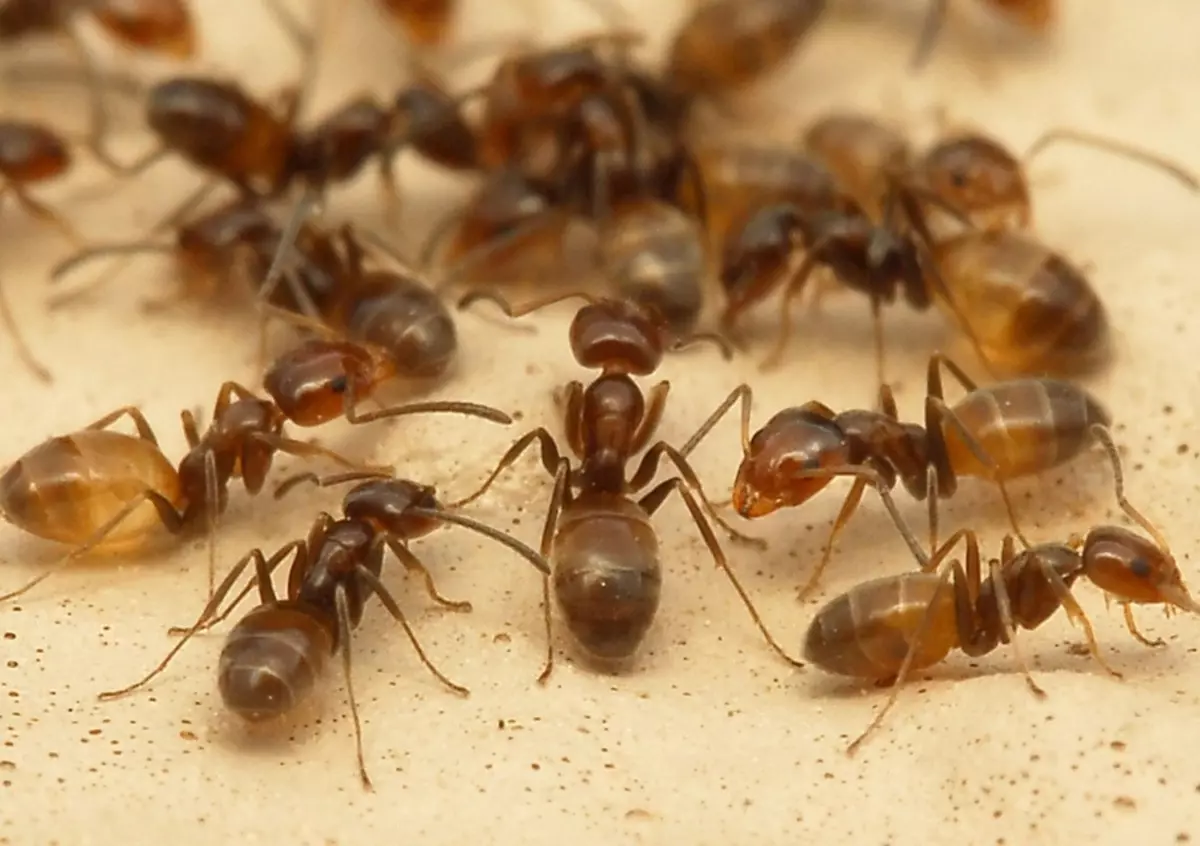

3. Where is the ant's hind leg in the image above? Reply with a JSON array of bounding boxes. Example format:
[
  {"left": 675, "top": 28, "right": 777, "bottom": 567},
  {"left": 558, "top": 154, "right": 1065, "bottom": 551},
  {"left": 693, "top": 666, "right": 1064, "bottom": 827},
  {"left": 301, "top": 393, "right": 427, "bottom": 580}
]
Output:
[{"left": 84, "top": 406, "right": 160, "bottom": 443}]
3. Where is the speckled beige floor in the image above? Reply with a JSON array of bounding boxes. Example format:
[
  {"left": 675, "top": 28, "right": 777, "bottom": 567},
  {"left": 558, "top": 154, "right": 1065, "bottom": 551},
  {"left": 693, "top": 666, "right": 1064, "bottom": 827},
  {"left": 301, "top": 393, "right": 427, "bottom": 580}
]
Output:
[{"left": 1, "top": 1, "right": 1199, "bottom": 844}]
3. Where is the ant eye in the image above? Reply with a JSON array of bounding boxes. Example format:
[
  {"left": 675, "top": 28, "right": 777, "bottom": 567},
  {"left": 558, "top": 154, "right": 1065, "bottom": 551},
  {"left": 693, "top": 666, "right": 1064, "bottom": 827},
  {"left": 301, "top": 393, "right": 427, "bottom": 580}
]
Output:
[
  {"left": 330, "top": 375, "right": 348, "bottom": 394},
  {"left": 1130, "top": 557, "right": 1151, "bottom": 579},
  {"left": 950, "top": 170, "right": 968, "bottom": 188}
]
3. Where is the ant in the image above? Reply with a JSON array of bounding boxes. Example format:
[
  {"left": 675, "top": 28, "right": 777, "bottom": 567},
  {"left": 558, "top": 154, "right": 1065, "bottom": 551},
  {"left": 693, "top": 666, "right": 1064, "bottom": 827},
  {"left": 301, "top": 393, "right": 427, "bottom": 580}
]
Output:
[
  {"left": 722, "top": 113, "right": 1198, "bottom": 382},
  {"left": 910, "top": 0, "right": 1053, "bottom": 70},
  {"left": 0, "top": 350, "right": 512, "bottom": 604},
  {"left": 97, "top": 470, "right": 552, "bottom": 789},
  {"left": 0, "top": 0, "right": 196, "bottom": 153},
  {"left": 450, "top": 291, "right": 798, "bottom": 678},
  {"left": 806, "top": 507, "right": 1199, "bottom": 755},
  {"left": 45, "top": 198, "right": 344, "bottom": 315},
  {"left": 665, "top": 0, "right": 827, "bottom": 100},
  {"left": 688, "top": 352, "right": 1135, "bottom": 602}
]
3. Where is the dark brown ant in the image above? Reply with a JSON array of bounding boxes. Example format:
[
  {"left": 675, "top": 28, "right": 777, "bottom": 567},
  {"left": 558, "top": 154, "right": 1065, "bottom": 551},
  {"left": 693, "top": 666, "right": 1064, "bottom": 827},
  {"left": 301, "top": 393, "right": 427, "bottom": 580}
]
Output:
[
  {"left": 0, "top": 0, "right": 196, "bottom": 150},
  {"left": 911, "top": 0, "right": 1054, "bottom": 70},
  {"left": 688, "top": 353, "right": 1143, "bottom": 602},
  {"left": 450, "top": 291, "right": 797, "bottom": 677},
  {"left": 97, "top": 469, "right": 551, "bottom": 788},
  {"left": 0, "top": 352, "right": 512, "bottom": 603},
  {"left": 806, "top": 512, "right": 1198, "bottom": 755},
  {"left": 665, "top": 0, "right": 827, "bottom": 99},
  {"left": 45, "top": 198, "right": 344, "bottom": 316}
]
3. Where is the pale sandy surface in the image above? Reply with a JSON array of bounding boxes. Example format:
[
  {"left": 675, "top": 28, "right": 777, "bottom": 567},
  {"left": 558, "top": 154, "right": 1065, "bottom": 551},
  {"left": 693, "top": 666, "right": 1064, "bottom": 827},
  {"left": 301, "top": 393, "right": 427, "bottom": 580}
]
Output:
[{"left": 1, "top": 1, "right": 1200, "bottom": 844}]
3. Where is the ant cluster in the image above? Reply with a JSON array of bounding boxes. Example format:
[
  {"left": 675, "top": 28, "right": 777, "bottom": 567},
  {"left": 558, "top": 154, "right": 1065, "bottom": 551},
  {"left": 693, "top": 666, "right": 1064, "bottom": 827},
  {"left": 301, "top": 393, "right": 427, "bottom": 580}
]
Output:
[{"left": 1, "top": 0, "right": 1198, "bottom": 787}]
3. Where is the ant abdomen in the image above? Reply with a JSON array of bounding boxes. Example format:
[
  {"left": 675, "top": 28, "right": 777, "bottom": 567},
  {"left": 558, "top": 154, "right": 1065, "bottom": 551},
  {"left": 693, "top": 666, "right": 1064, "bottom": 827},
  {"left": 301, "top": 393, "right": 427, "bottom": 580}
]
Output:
[
  {"left": 0, "top": 430, "right": 183, "bottom": 551},
  {"left": 552, "top": 494, "right": 662, "bottom": 662},
  {"left": 217, "top": 602, "right": 335, "bottom": 722},
  {"left": 344, "top": 275, "right": 458, "bottom": 380},
  {"left": 932, "top": 229, "right": 1110, "bottom": 376},
  {"left": 601, "top": 202, "right": 705, "bottom": 336},
  {"left": 569, "top": 299, "right": 664, "bottom": 375},
  {"left": 803, "top": 572, "right": 955, "bottom": 678}
]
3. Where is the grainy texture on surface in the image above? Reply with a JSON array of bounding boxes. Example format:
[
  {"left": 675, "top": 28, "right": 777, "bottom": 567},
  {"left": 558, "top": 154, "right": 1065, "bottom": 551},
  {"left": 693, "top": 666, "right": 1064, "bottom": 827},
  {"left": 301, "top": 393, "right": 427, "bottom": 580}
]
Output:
[{"left": 1, "top": 1, "right": 1199, "bottom": 844}]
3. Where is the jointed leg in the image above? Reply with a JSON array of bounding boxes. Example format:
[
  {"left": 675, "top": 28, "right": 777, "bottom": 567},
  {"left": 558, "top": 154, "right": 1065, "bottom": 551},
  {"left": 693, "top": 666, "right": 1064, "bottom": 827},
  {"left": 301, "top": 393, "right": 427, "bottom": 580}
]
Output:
[
  {"left": 357, "top": 566, "right": 470, "bottom": 697},
  {"left": 678, "top": 383, "right": 754, "bottom": 458},
  {"left": 535, "top": 460, "right": 571, "bottom": 685},
  {"left": 759, "top": 251, "right": 823, "bottom": 371},
  {"left": 1121, "top": 603, "right": 1165, "bottom": 648},
  {"left": 0, "top": 276, "right": 51, "bottom": 382},
  {"left": 0, "top": 487, "right": 186, "bottom": 604},
  {"left": 333, "top": 583, "right": 374, "bottom": 791},
  {"left": 986, "top": 558, "right": 1045, "bottom": 697},
  {"left": 629, "top": 381, "right": 670, "bottom": 455},
  {"left": 250, "top": 432, "right": 392, "bottom": 476},
  {"left": 628, "top": 442, "right": 764, "bottom": 548},
  {"left": 1038, "top": 558, "right": 1123, "bottom": 679},
  {"left": 444, "top": 428, "right": 563, "bottom": 509},
  {"left": 387, "top": 539, "right": 472, "bottom": 611},
  {"left": 100, "top": 541, "right": 304, "bottom": 699},
  {"left": 796, "top": 477, "right": 867, "bottom": 601},
  {"left": 84, "top": 406, "right": 160, "bottom": 443},
  {"left": 640, "top": 477, "right": 803, "bottom": 669},
  {"left": 1089, "top": 423, "right": 1172, "bottom": 555}
]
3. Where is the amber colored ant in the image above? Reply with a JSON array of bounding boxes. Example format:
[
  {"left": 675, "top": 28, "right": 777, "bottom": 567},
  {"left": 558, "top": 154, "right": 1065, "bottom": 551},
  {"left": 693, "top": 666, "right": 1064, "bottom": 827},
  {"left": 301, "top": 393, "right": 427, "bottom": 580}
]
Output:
[
  {"left": 665, "top": 0, "right": 828, "bottom": 98},
  {"left": 911, "top": 0, "right": 1054, "bottom": 70},
  {"left": 689, "top": 353, "right": 1141, "bottom": 602},
  {"left": 98, "top": 469, "right": 551, "bottom": 788},
  {"left": 806, "top": 511, "right": 1199, "bottom": 755},
  {"left": 0, "top": 356, "right": 511, "bottom": 604},
  {"left": 450, "top": 291, "right": 798, "bottom": 677},
  {"left": 724, "top": 114, "right": 1198, "bottom": 381}
]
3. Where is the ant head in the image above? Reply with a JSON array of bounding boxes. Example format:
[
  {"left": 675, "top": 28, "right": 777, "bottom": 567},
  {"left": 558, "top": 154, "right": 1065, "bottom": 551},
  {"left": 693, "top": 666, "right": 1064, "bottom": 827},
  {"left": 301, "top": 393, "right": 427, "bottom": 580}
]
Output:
[
  {"left": 1082, "top": 525, "right": 1200, "bottom": 613},
  {"left": 918, "top": 134, "right": 1031, "bottom": 232},
  {"left": 262, "top": 339, "right": 385, "bottom": 427},
  {"left": 92, "top": 0, "right": 197, "bottom": 58},
  {"left": 569, "top": 298, "right": 665, "bottom": 375},
  {"left": 342, "top": 478, "right": 444, "bottom": 540},
  {"left": 0, "top": 122, "right": 70, "bottom": 182},
  {"left": 719, "top": 204, "right": 803, "bottom": 325},
  {"left": 732, "top": 406, "right": 848, "bottom": 518}
]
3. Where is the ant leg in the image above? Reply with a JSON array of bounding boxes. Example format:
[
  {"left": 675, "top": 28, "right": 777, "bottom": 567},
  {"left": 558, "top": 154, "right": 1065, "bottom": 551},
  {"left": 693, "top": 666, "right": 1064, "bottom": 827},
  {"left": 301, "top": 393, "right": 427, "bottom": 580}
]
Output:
[
  {"left": 83, "top": 406, "right": 160, "bottom": 443},
  {"left": 444, "top": 428, "right": 563, "bottom": 509},
  {"left": 0, "top": 489, "right": 186, "bottom": 604},
  {"left": 535, "top": 460, "right": 570, "bottom": 684},
  {"left": 846, "top": 556, "right": 959, "bottom": 756},
  {"left": 457, "top": 289, "right": 595, "bottom": 321},
  {"left": 927, "top": 350, "right": 979, "bottom": 393},
  {"left": 386, "top": 539, "right": 472, "bottom": 612},
  {"left": 986, "top": 558, "right": 1046, "bottom": 697},
  {"left": 0, "top": 274, "right": 50, "bottom": 382},
  {"left": 356, "top": 567, "right": 470, "bottom": 698},
  {"left": 1023, "top": 129, "right": 1198, "bottom": 193},
  {"left": 759, "top": 252, "right": 823, "bottom": 371},
  {"left": 99, "top": 542, "right": 303, "bottom": 699},
  {"left": 1089, "top": 424, "right": 1172, "bottom": 555},
  {"left": 6, "top": 183, "right": 85, "bottom": 247},
  {"left": 910, "top": 0, "right": 949, "bottom": 69},
  {"left": 166, "top": 578, "right": 256, "bottom": 636},
  {"left": 557, "top": 380, "right": 586, "bottom": 457},
  {"left": 333, "top": 583, "right": 374, "bottom": 792},
  {"left": 640, "top": 477, "right": 803, "bottom": 668},
  {"left": 249, "top": 433, "right": 392, "bottom": 476},
  {"left": 679, "top": 383, "right": 754, "bottom": 458},
  {"left": 628, "top": 443, "right": 765, "bottom": 548},
  {"left": 797, "top": 478, "right": 867, "bottom": 602},
  {"left": 343, "top": 398, "right": 512, "bottom": 427},
  {"left": 629, "top": 381, "right": 669, "bottom": 454},
  {"left": 926, "top": 464, "right": 940, "bottom": 557},
  {"left": 869, "top": 296, "right": 886, "bottom": 392},
  {"left": 1121, "top": 603, "right": 1165, "bottom": 648},
  {"left": 1037, "top": 557, "right": 1123, "bottom": 679}
]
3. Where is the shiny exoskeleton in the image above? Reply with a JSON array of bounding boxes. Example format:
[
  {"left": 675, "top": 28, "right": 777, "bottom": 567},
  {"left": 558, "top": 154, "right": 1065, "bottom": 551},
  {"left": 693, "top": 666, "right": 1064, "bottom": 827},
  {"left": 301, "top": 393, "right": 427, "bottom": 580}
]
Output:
[
  {"left": 807, "top": 518, "right": 1198, "bottom": 754},
  {"left": 690, "top": 353, "right": 1129, "bottom": 601},
  {"left": 98, "top": 472, "right": 551, "bottom": 788},
  {"left": 0, "top": 367, "right": 511, "bottom": 603},
  {"left": 450, "top": 292, "right": 792, "bottom": 676}
]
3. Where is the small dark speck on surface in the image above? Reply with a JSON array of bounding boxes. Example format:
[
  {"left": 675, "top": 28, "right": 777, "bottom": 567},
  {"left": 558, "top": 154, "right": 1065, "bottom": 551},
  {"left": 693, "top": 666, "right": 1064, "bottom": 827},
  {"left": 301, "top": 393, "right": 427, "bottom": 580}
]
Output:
[{"left": 1113, "top": 796, "right": 1136, "bottom": 810}]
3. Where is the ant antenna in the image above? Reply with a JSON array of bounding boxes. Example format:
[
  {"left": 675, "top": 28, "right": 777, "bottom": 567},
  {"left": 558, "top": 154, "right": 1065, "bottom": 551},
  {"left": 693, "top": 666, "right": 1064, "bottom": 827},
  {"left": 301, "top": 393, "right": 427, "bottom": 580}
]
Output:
[{"left": 1024, "top": 128, "right": 1199, "bottom": 192}]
